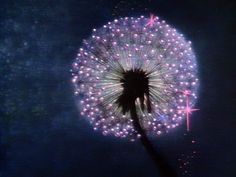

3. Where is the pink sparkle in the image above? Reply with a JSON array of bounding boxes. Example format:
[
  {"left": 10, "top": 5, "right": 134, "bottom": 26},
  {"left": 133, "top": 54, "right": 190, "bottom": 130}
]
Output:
[
  {"left": 145, "top": 14, "right": 157, "bottom": 27},
  {"left": 182, "top": 89, "right": 191, "bottom": 96},
  {"left": 179, "top": 97, "right": 199, "bottom": 131}
]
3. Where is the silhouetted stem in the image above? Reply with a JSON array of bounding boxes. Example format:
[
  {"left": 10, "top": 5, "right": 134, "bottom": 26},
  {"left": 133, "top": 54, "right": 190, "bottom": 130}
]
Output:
[{"left": 130, "top": 102, "right": 178, "bottom": 177}]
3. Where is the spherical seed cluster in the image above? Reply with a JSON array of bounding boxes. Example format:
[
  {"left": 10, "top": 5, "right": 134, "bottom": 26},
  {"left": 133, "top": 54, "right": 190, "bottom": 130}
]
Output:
[{"left": 71, "top": 15, "right": 199, "bottom": 139}]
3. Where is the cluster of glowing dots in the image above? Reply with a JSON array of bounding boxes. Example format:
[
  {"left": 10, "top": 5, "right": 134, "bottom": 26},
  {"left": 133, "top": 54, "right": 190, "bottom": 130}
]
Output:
[
  {"left": 71, "top": 14, "right": 199, "bottom": 140},
  {"left": 178, "top": 138, "right": 198, "bottom": 176}
]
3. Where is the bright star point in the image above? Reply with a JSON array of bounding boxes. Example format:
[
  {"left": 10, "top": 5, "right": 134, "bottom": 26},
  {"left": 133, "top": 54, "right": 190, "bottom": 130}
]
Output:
[{"left": 145, "top": 14, "right": 157, "bottom": 27}]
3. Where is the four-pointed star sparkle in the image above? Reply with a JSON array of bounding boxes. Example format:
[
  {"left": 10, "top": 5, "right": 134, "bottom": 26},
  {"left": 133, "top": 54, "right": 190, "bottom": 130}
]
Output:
[
  {"left": 179, "top": 97, "right": 199, "bottom": 131},
  {"left": 145, "top": 14, "right": 157, "bottom": 27}
]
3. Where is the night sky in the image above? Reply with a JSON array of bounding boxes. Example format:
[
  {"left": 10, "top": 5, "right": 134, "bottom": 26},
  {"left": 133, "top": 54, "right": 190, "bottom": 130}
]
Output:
[{"left": 1, "top": 0, "right": 236, "bottom": 177}]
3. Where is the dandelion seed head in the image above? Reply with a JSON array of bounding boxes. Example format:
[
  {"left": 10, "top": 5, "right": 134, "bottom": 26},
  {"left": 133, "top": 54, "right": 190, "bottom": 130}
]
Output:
[{"left": 72, "top": 16, "right": 199, "bottom": 139}]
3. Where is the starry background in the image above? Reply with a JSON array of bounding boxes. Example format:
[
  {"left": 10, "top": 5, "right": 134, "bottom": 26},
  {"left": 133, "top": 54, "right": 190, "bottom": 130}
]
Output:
[{"left": 1, "top": 0, "right": 236, "bottom": 177}]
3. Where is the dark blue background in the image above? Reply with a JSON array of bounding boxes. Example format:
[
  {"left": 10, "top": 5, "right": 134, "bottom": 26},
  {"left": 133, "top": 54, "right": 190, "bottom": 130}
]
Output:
[{"left": 1, "top": 0, "right": 236, "bottom": 177}]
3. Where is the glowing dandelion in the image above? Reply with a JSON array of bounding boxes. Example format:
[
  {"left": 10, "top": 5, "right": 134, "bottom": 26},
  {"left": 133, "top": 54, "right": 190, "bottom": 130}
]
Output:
[
  {"left": 71, "top": 15, "right": 199, "bottom": 177},
  {"left": 72, "top": 15, "right": 199, "bottom": 139}
]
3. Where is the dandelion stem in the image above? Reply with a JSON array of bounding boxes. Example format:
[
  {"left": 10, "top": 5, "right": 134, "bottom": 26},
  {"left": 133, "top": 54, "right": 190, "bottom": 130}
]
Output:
[{"left": 130, "top": 102, "right": 178, "bottom": 177}]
